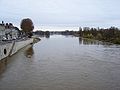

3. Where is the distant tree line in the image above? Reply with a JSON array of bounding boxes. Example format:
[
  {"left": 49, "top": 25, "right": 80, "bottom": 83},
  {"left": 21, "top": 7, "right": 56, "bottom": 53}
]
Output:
[
  {"left": 33, "top": 31, "right": 50, "bottom": 38},
  {"left": 60, "top": 30, "right": 76, "bottom": 35},
  {"left": 33, "top": 26, "right": 120, "bottom": 44},
  {"left": 78, "top": 27, "right": 120, "bottom": 44}
]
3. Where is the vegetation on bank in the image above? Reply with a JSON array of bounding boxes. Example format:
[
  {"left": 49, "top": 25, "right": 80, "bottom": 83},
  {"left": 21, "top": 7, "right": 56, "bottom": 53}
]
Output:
[
  {"left": 33, "top": 31, "right": 50, "bottom": 38},
  {"left": 33, "top": 26, "right": 120, "bottom": 44},
  {"left": 78, "top": 27, "right": 120, "bottom": 44}
]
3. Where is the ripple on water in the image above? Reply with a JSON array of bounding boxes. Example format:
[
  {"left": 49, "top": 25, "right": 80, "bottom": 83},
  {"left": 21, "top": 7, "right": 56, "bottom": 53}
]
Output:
[{"left": 0, "top": 35, "right": 120, "bottom": 90}]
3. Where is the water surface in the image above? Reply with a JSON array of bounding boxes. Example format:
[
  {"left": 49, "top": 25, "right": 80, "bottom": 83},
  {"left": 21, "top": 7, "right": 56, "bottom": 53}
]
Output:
[{"left": 0, "top": 35, "right": 120, "bottom": 90}]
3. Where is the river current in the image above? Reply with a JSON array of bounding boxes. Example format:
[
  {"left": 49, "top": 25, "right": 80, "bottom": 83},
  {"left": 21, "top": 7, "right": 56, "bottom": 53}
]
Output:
[{"left": 0, "top": 35, "right": 120, "bottom": 90}]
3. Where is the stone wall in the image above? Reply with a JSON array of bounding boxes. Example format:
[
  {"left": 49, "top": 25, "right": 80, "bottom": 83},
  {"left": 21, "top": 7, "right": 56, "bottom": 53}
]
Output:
[{"left": 0, "top": 38, "right": 33, "bottom": 60}]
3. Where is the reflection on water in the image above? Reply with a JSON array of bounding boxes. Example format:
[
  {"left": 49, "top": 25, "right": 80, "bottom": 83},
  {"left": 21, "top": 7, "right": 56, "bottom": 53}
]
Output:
[
  {"left": 45, "top": 34, "right": 50, "bottom": 38},
  {"left": 79, "top": 37, "right": 114, "bottom": 46},
  {"left": 24, "top": 45, "right": 34, "bottom": 58},
  {"left": 79, "top": 37, "right": 103, "bottom": 45},
  {"left": 78, "top": 37, "right": 82, "bottom": 44},
  {"left": 0, "top": 59, "right": 7, "bottom": 74},
  {"left": 39, "top": 35, "right": 50, "bottom": 39}
]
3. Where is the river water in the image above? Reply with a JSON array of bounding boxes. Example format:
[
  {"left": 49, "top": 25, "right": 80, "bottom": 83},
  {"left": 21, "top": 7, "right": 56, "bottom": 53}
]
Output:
[{"left": 0, "top": 35, "right": 120, "bottom": 90}]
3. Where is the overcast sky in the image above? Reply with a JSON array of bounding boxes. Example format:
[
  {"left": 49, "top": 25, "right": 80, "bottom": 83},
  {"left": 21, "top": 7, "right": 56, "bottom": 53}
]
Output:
[{"left": 0, "top": 0, "right": 120, "bottom": 29}]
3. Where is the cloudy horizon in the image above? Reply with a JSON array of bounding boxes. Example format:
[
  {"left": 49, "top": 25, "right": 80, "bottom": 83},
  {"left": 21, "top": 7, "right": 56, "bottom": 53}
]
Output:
[{"left": 0, "top": 0, "right": 120, "bottom": 30}]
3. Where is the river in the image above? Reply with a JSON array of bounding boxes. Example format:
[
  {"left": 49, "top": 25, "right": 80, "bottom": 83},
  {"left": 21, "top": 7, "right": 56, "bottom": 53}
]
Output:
[{"left": 0, "top": 35, "right": 120, "bottom": 90}]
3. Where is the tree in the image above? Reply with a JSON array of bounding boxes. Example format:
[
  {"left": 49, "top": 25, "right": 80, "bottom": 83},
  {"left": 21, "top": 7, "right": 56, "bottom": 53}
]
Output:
[
  {"left": 20, "top": 18, "right": 34, "bottom": 33},
  {"left": 78, "top": 27, "right": 82, "bottom": 37}
]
